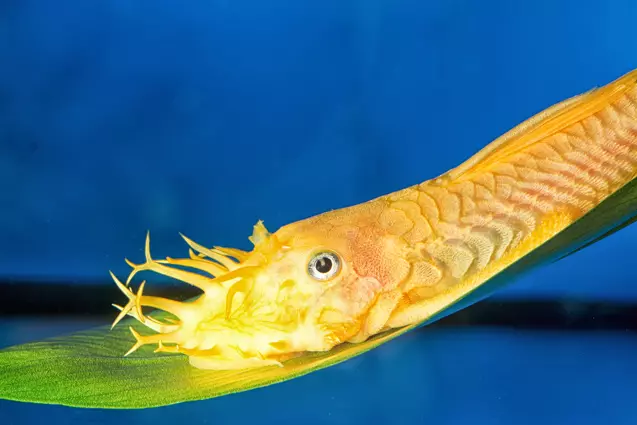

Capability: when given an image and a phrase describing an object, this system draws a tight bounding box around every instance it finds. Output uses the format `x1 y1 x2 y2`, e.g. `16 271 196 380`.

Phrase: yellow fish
2 68 637 409
112 69 637 369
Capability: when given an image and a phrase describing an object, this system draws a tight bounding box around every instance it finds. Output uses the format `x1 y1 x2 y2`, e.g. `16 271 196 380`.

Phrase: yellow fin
444 69 637 182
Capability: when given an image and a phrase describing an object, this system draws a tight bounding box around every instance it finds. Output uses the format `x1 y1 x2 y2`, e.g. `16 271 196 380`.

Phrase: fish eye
307 251 341 281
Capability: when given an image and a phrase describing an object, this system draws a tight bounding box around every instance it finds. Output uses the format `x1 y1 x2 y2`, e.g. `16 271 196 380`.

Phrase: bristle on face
109 228 300 369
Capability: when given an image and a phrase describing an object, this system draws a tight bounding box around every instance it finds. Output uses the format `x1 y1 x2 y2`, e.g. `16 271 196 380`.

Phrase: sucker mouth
109 223 313 370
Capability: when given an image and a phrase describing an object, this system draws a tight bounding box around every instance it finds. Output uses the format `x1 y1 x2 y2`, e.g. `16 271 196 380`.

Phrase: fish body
111 69 637 370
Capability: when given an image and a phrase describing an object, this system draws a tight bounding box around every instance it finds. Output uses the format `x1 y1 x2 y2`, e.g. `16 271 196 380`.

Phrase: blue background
1 0 637 423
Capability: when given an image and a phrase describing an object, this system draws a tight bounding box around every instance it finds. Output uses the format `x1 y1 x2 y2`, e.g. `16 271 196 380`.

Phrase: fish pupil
316 257 332 273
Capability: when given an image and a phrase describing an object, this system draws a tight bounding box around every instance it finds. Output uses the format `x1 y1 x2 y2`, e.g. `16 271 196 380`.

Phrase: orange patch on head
341 225 411 291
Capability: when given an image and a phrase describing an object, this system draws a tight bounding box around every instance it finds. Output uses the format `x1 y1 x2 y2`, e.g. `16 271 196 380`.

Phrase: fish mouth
110 222 332 370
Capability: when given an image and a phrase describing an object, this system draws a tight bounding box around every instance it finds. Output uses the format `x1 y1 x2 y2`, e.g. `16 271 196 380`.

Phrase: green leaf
2 176 637 409
0 315 415 409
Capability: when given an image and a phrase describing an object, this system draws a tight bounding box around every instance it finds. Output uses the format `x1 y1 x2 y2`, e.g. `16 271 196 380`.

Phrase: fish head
112 200 411 370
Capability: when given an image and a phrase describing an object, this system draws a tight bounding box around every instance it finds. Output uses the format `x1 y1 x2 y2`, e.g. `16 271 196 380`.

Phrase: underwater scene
2 0 637 424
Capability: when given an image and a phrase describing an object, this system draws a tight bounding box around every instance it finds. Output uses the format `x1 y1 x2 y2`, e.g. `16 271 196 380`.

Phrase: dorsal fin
441 69 637 183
